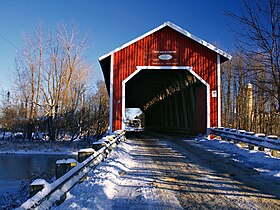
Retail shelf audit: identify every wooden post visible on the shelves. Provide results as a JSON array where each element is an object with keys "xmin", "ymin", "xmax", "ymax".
[
  {"xmin": 271, "ymin": 150, "xmax": 279, "ymax": 157},
  {"xmin": 174, "ymin": 93, "xmax": 181, "ymax": 128},
  {"xmin": 30, "ymin": 179, "xmax": 47, "ymax": 197},
  {"xmin": 248, "ymin": 144, "xmax": 255, "ymax": 150},
  {"xmin": 92, "ymin": 141, "xmax": 107, "ymax": 151},
  {"xmin": 78, "ymin": 148, "xmax": 96, "ymax": 162},
  {"xmin": 168, "ymin": 97, "xmax": 174, "ymax": 128},
  {"xmin": 56, "ymin": 159, "xmax": 78, "ymax": 179}
]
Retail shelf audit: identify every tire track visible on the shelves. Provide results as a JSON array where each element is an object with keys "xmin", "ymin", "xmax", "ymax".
[{"xmin": 128, "ymin": 132, "xmax": 280, "ymax": 209}]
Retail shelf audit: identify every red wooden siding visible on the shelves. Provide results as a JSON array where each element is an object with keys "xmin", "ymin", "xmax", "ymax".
[{"xmin": 112, "ymin": 26, "xmax": 218, "ymax": 131}]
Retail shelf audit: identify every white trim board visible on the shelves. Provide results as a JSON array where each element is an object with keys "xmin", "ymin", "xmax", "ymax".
[
  {"xmin": 217, "ymin": 54, "xmax": 221, "ymax": 127},
  {"xmin": 121, "ymin": 66, "xmax": 210, "ymax": 132},
  {"xmin": 99, "ymin": 21, "xmax": 232, "ymax": 61},
  {"xmin": 109, "ymin": 54, "xmax": 114, "ymax": 134}
]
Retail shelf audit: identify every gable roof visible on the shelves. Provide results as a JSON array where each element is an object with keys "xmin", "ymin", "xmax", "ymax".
[{"xmin": 99, "ymin": 21, "xmax": 232, "ymax": 61}]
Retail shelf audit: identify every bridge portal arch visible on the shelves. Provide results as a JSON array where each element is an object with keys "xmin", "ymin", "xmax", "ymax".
[
  {"xmin": 99, "ymin": 21, "xmax": 231, "ymax": 134},
  {"xmin": 122, "ymin": 66, "xmax": 210, "ymax": 134}
]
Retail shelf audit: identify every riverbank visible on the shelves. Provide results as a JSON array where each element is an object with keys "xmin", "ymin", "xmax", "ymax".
[
  {"xmin": 0, "ymin": 138, "xmax": 88, "ymax": 155},
  {"xmin": 0, "ymin": 139, "xmax": 87, "ymax": 209}
]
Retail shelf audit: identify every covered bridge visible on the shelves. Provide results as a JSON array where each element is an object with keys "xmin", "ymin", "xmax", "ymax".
[{"xmin": 99, "ymin": 21, "xmax": 231, "ymax": 135}]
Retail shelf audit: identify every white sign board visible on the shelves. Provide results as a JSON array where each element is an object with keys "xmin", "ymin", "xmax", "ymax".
[{"xmin": 212, "ymin": 90, "xmax": 217, "ymax": 98}]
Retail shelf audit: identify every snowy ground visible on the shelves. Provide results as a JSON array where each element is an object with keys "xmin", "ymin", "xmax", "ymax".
[
  {"xmin": 0, "ymin": 139, "xmax": 88, "ymax": 155},
  {"xmin": 55, "ymin": 137, "xmax": 183, "ymax": 210},
  {"xmin": 195, "ymin": 137, "xmax": 280, "ymax": 178},
  {"xmin": 1, "ymin": 133, "xmax": 279, "ymax": 209},
  {"xmin": 54, "ymin": 133, "xmax": 280, "ymax": 210},
  {"xmin": 0, "ymin": 139, "xmax": 87, "ymax": 209}
]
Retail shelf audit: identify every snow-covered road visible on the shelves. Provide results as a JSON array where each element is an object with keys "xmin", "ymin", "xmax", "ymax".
[{"xmin": 55, "ymin": 132, "xmax": 280, "ymax": 210}]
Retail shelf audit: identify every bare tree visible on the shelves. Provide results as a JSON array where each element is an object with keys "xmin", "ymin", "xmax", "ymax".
[
  {"xmin": 92, "ymin": 82, "xmax": 110, "ymax": 137},
  {"xmin": 15, "ymin": 24, "xmax": 46, "ymax": 139},
  {"xmin": 228, "ymin": 0, "xmax": 280, "ymax": 112},
  {"xmin": 221, "ymin": 52, "xmax": 280, "ymax": 135},
  {"xmin": 14, "ymin": 23, "xmax": 93, "ymax": 140}
]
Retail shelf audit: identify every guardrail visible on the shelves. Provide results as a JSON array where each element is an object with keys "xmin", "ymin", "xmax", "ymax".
[
  {"xmin": 17, "ymin": 130, "xmax": 126, "ymax": 210},
  {"xmin": 210, "ymin": 127, "xmax": 280, "ymax": 157}
]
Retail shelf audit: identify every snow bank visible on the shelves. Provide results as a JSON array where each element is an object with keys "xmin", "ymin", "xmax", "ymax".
[
  {"xmin": 54, "ymin": 139, "xmax": 182, "ymax": 210},
  {"xmin": 17, "ymin": 132, "xmax": 125, "ymax": 209},
  {"xmin": 196, "ymin": 137, "xmax": 280, "ymax": 177},
  {"xmin": 0, "ymin": 139, "xmax": 87, "ymax": 155}
]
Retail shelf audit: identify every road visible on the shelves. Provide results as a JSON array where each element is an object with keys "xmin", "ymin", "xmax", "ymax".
[
  {"xmin": 56, "ymin": 131, "xmax": 280, "ymax": 210},
  {"xmin": 124, "ymin": 131, "xmax": 280, "ymax": 209}
]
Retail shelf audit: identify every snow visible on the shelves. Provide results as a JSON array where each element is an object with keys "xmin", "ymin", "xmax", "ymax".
[
  {"xmin": 211, "ymin": 128, "xmax": 280, "ymax": 147},
  {"xmin": 106, "ymin": 135, "xmax": 116, "ymax": 140},
  {"xmin": 18, "ymin": 158, "xmax": 93, "ymax": 209},
  {"xmin": 56, "ymin": 159, "xmax": 67, "ymax": 164},
  {"xmin": 54, "ymin": 139, "xmax": 183, "ymax": 210},
  {"xmin": 255, "ymin": 133, "xmax": 266, "ymax": 137},
  {"xmin": 0, "ymin": 139, "xmax": 87, "ymax": 209},
  {"xmin": 267, "ymin": 135, "xmax": 279, "ymax": 140},
  {"xmin": 3, "ymin": 131, "xmax": 279, "ymax": 209},
  {"xmin": 56, "ymin": 159, "xmax": 78, "ymax": 164},
  {"xmin": 31, "ymin": 179, "xmax": 48, "ymax": 186},
  {"xmin": 66, "ymin": 159, "xmax": 77, "ymax": 164},
  {"xmin": 195, "ymin": 137, "xmax": 280, "ymax": 177},
  {"xmin": 18, "ymin": 135, "xmax": 120, "ymax": 209},
  {"xmin": 0, "ymin": 139, "xmax": 88, "ymax": 155},
  {"xmin": 78, "ymin": 148, "xmax": 96, "ymax": 153},
  {"xmin": 92, "ymin": 141, "xmax": 106, "ymax": 145}
]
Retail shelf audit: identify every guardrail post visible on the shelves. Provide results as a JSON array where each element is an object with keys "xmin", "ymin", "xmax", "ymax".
[
  {"xmin": 92, "ymin": 141, "xmax": 107, "ymax": 151},
  {"xmin": 101, "ymin": 136, "xmax": 116, "ymax": 151},
  {"xmin": 234, "ymin": 140, "xmax": 239, "ymax": 144},
  {"xmin": 78, "ymin": 148, "xmax": 96, "ymax": 162},
  {"xmin": 211, "ymin": 128, "xmax": 280, "ymax": 159},
  {"xmin": 240, "ymin": 142, "xmax": 246, "ymax": 148},
  {"xmin": 19, "ymin": 131, "xmax": 126, "ymax": 209},
  {"xmin": 30, "ymin": 179, "xmax": 47, "ymax": 197},
  {"xmin": 271, "ymin": 150, "xmax": 279, "ymax": 157},
  {"xmin": 248, "ymin": 144, "xmax": 255, "ymax": 150},
  {"xmin": 56, "ymin": 159, "xmax": 77, "ymax": 179},
  {"xmin": 258, "ymin": 146, "xmax": 265, "ymax": 151}
]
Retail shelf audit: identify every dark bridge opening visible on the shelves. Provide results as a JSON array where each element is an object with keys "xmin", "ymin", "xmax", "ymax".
[{"xmin": 125, "ymin": 67, "xmax": 208, "ymax": 135}]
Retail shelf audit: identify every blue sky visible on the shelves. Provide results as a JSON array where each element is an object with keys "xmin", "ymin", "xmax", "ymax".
[{"xmin": 0, "ymin": 0, "xmax": 242, "ymax": 92}]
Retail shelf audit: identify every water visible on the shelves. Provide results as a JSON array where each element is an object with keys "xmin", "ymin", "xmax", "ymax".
[{"xmin": 0, "ymin": 153, "xmax": 76, "ymax": 194}]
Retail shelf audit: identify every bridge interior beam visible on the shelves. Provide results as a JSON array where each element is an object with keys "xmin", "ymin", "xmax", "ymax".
[{"xmin": 125, "ymin": 68, "xmax": 207, "ymax": 135}]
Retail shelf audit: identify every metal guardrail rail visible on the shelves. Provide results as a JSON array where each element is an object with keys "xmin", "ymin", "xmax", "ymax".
[
  {"xmin": 210, "ymin": 127, "xmax": 280, "ymax": 152},
  {"xmin": 17, "ymin": 130, "xmax": 126, "ymax": 210}
]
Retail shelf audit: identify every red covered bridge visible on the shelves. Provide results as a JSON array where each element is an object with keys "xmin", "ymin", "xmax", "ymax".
[{"xmin": 99, "ymin": 22, "xmax": 231, "ymax": 135}]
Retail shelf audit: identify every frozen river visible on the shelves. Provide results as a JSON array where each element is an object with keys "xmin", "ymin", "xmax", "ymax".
[{"xmin": 0, "ymin": 153, "xmax": 76, "ymax": 194}]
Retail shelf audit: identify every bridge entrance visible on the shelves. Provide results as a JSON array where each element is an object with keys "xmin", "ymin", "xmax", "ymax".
[
  {"xmin": 99, "ymin": 22, "xmax": 231, "ymax": 135},
  {"xmin": 123, "ymin": 66, "xmax": 209, "ymax": 135}
]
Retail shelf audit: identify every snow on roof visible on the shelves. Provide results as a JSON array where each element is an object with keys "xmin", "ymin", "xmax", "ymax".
[{"xmin": 99, "ymin": 21, "xmax": 232, "ymax": 61}]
